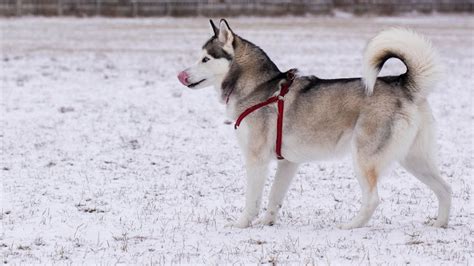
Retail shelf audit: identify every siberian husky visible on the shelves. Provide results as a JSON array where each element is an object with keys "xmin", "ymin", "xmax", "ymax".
[{"xmin": 177, "ymin": 19, "xmax": 452, "ymax": 229}]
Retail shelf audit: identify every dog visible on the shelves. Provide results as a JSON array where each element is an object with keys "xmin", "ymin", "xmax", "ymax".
[{"xmin": 177, "ymin": 19, "xmax": 452, "ymax": 229}]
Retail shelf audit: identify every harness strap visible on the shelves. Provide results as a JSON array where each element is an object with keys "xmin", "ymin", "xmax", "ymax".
[
  {"xmin": 275, "ymin": 91, "xmax": 285, "ymax": 159},
  {"xmin": 234, "ymin": 69, "xmax": 296, "ymax": 160},
  {"xmin": 234, "ymin": 96, "xmax": 278, "ymax": 129}
]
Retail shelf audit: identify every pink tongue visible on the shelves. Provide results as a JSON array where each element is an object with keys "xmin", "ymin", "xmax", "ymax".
[{"xmin": 177, "ymin": 71, "xmax": 189, "ymax": 85}]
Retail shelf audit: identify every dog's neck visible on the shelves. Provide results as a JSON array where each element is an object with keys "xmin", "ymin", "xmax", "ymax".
[{"xmin": 220, "ymin": 37, "xmax": 281, "ymax": 104}]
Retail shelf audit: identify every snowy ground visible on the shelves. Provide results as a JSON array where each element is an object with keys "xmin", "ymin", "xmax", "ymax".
[{"xmin": 1, "ymin": 15, "xmax": 473, "ymax": 264}]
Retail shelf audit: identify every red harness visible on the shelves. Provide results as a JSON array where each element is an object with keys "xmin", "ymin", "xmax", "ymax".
[{"xmin": 231, "ymin": 69, "xmax": 296, "ymax": 160}]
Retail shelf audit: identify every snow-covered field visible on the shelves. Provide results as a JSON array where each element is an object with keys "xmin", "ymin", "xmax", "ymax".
[{"xmin": 1, "ymin": 15, "xmax": 473, "ymax": 264}]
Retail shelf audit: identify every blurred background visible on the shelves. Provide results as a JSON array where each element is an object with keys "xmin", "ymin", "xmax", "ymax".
[{"xmin": 1, "ymin": 0, "xmax": 472, "ymax": 17}]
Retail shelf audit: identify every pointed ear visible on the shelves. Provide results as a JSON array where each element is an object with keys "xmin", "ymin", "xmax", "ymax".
[
  {"xmin": 218, "ymin": 19, "xmax": 233, "ymax": 45},
  {"xmin": 209, "ymin": 19, "xmax": 218, "ymax": 36}
]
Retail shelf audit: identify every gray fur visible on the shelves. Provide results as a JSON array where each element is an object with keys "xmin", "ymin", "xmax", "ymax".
[{"xmin": 203, "ymin": 36, "xmax": 233, "ymax": 61}]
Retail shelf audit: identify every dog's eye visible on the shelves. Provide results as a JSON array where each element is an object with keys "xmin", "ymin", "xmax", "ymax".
[{"xmin": 202, "ymin": 57, "xmax": 210, "ymax": 63}]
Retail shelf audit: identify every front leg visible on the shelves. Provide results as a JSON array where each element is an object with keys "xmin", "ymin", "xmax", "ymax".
[
  {"xmin": 228, "ymin": 157, "xmax": 270, "ymax": 228},
  {"xmin": 256, "ymin": 160, "xmax": 299, "ymax": 226}
]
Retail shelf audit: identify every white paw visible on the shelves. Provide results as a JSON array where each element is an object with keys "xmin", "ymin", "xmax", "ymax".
[
  {"xmin": 424, "ymin": 217, "xmax": 447, "ymax": 228},
  {"xmin": 255, "ymin": 215, "xmax": 276, "ymax": 226},
  {"xmin": 337, "ymin": 221, "xmax": 364, "ymax": 230},
  {"xmin": 431, "ymin": 220, "xmax": 448, "ymax": 228},
  {"xmin": 225, "ymin": 216, "xmax": 252, "ymax": 229}
]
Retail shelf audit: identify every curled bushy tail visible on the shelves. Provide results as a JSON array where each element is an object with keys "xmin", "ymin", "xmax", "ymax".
[{"xmin": 362, "ymin": 28, "xmax": 441, "ymax": 100}]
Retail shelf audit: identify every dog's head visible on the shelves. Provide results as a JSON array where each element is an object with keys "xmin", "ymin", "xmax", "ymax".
[{"xmin": 177, "ymin": 19, "xmax": 235, "ymax": 90}]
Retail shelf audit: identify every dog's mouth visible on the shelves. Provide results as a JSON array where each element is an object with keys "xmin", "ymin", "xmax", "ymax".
[{"xmin": 187, "ymin": 79, "xmax": 206, "ymax": 88}]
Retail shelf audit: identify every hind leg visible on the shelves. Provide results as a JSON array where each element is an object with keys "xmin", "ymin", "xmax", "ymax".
[
  {"xmin": 400, "ymin": 122, "xmax": 452, "ymax": 227},
  {"xmin": 339, "ymin": 110, "xmax": 418, "ymax": 229},
  {"xmin": 338, "ymin": 159, "xmax": 381, "ymax": 229}
]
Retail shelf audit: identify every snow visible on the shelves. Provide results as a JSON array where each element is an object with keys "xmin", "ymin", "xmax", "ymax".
[{"xmin": 1, "ymin": 15, "xmax": 473, "ymax": 264}]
